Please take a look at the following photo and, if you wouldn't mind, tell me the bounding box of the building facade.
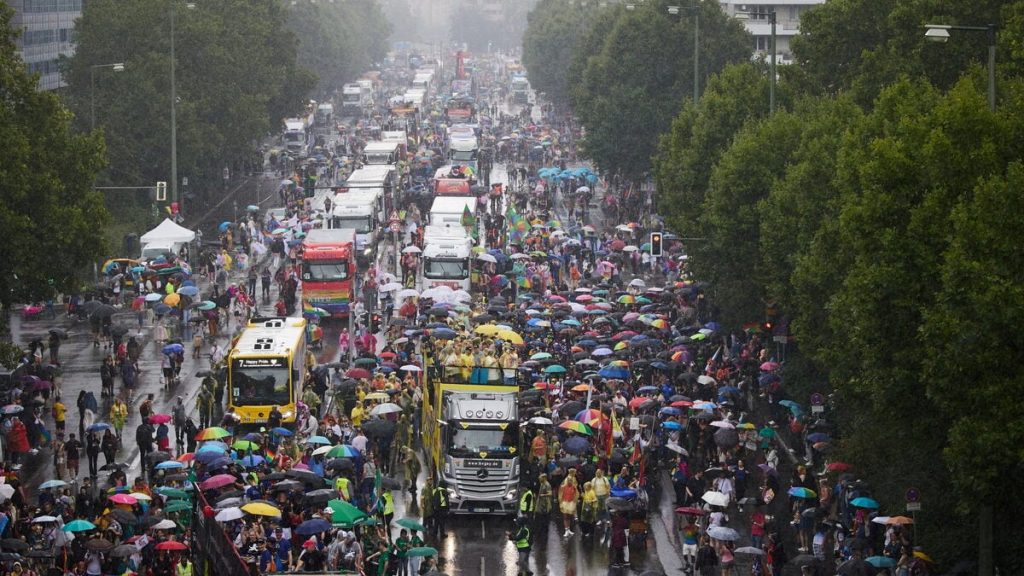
[10,0,84,91]
[718,0,826,65]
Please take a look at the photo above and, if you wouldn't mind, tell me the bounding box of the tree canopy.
[522,0,597,108]
[0,4,108,307]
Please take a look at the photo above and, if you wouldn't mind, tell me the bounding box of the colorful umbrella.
[195,427,231,441]
[558,421,593,436]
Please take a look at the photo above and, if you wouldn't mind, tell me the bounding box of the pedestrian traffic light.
[155,181,167,201]
[650,232,663,257]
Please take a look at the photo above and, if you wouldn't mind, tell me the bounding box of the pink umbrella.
[199,474,238,491]
[760,362,780,371]
[149,414,172,425]
[109,494,137,505]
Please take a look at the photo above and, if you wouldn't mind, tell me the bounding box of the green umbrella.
[327,499,367,525]
[232,440,259,451]
[197,301,216,311]
[164,501,192,514]
[394,518,426,532]
[543,364,567,374]
[406,546,439,558]
[63,519,96,532]
[156,488,189,500]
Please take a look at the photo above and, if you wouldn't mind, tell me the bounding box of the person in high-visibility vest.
[433,482,449,539]
[335,475,352,501]
[509,516,532,576]
[382,490,395,527]
[519,486,535,519]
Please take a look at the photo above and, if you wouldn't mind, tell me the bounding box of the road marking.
[479,556,485,576]
[481,519,486,539]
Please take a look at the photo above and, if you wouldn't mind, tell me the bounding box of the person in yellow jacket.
[175,555,193,576]
[593,468,612,526]
[335,475,352,501]
[109,398,128,442]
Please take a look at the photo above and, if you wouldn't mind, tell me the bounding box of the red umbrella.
[199,473,238,491]
[675,507,707,516]
[609,239,625,251]
[155,541,188,551]
[628,397,647,410]
[149,414,172,425]
[671,400,693,408]
[346,368,372,379]
[826,462,853,472]
[380,352,397,359]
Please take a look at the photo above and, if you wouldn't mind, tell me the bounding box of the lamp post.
[90,62,124,130]
[924,23,997,111]
[170,2,196,219]
[667,4,700,103]
[769,10,776,114]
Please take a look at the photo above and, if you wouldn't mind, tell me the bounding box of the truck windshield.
[364,153,394,165]
[424,258,468,279]
[302,259,349,282]
[449,423,518,456]
[284,131,303,143]
[231,360,291,406]
[333,216,373,234]
[451,150,477,162]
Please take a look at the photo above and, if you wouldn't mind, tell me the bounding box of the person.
[47,330,61,364]
[610,511,629,567]
[176,555,193,576]
[695,536,718,576]
[681,515,700,572]
[579,481,598,537]
[433,481,449,539]
[85,431,100,477]
[366,541,390,576]
[172,397,187,446]
[296,539,325,572]
[52,396,66,436]
[101,429,117,465]
[110,397,127,441]
[100,357,115,398]
[510,515,532,576]
[53,434,67,479]
[558,468,579,537]
[136,419,154,473]
[76,390,88,438]
[519,484,535,520]
[64,433,82,478]
[261,267,272,300]
[394,529,411,576]
[593,468,611,525]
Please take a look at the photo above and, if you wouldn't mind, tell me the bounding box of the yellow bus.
[227,317,307,426]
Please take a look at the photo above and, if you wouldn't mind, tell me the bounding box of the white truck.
[341,83,366,116]
[329,188,383,269]
[429,196,476,228]
[283,118,309,154]
[437,391,520,515]
[421,225,472,291]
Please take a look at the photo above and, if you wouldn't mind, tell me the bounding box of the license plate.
[472,508,490,513]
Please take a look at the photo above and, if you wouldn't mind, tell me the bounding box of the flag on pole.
[460,204,475,229]
[606,410,618,458]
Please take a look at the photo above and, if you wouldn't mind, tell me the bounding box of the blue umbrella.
[662,421,682,430]
[851,497,879,509]
[240,455,265,468]
[181,280,196,287]
[272,427,293,437]
[718,386,741,397]
[153,304,171,316]
[659,407,682,417]
[562,436,590,455]
[39,480,67,490]
[807,432,830,443]
[598,366,629,379]
[704,322,721,332]
[758,373,780,387]
[650,361,669,370]
[177,286,199,297]
[201,441,229,451]
[592,347,613,357]
[778,400,803,416]
[866,557,896,568]
[86,422,114,433]
[207,456,233,470]
[611,488,637,499]
[155,460,185,470]
[194,451,225,465]
[295,518,332,536]
[305,436,331,446]
[162,343,185,355]
[636,386,658,394]
[218,222,231,233]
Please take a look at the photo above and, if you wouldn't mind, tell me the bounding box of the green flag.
[461,204,476,229]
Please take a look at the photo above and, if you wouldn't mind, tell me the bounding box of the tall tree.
[522,0,598,108]
[0,4,109,307]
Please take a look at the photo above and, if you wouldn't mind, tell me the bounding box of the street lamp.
[924,23,997,111]
[667,4,700,104]
[170,1,196,220]
[90,62,124,130]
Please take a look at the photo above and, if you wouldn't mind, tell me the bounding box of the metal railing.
[194,491,251,576]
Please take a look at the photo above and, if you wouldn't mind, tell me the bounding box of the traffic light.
[764,321,774,334]
[155,181,167,201]
[650,232,663,257]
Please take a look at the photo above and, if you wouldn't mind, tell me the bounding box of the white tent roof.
[140,218,196,244]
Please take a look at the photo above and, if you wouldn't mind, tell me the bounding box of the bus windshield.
[302,260,350,282]
[333,216,373,233]
[448,423,518,457]
[424,258,468,279]
[231,358,291,406]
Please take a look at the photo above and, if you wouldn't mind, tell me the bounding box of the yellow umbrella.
[474,324,500,336]
[241,502,281,517]
[497,330,524,345]
[163,293,181,306]
[912,551,934,563]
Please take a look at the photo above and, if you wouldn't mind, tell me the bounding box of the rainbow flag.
[264,446,276,463]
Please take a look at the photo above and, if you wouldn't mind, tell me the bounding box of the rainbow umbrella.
[196,427,232,441]
[327,445,360,458]
[558,421,593,436]
[617,295,636,304]
[614,341,629,351]
[575,409,605,426]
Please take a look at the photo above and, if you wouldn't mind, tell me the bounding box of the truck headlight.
[504,489,517,501]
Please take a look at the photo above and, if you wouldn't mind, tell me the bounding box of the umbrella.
[110,544,138,558]
[562,436,591,455]
[109,494,137,505]
[327,499,367,525]
[196,427,232,440]
[701,491,729,507]
[558,421,593,436]
[792,554,820,567]
[107,509,135,524]
[305,435,332,446]
[788,487,817,499]
[606,497,633,512]
[85,539,114,552]
[39,479,68,490]
[199,474,238,491]
[401,245,422,254]
[707,526,739,541]
[215,507,245,522]
[735,546,765,555]
[363,419,395,438]
[713,428,740,448]
[151,519,176,531]
[241,502,281,517]
[0,539,28,552]
[155,541,188,551]
[675,507,706,516]
[851,497,879,509]
[406,546,439,558]
[62,520,96,532]
[395,518,427,532]
[164,501,192,514]
[866,556,896,568]
[295,519,332,535]
[527,417,553,426]
[370,403,403,416]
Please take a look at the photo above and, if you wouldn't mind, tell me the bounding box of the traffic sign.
[905,488,920,503]
[906,502,922,512]
[810,393,825,406]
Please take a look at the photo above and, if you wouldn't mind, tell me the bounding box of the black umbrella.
[265,472,287,481]
[26,550,53,559]
[0,539,28,551]
[562,436,591,455]
[303,489,336,504]
[80,300,103,314]
[427,307,447,317]
[792,554,820,567]
[110,544,137,558]
[90,304,117,320]
[48,328,68,340]
[111,325,129,337]
[557,456,582,468]
[107,509,136,524]
[195,370,215,378]
[270,480,303,492]
[100,462,128,471]
[163,473,188,483]
[148,451,172,464]
[559,401,584,416]
[606,497,633,512]
[326,458,355,473]
[285,469,323,485]
[469,314,494,324]
[362,419,396,438]
[380,476,402,490]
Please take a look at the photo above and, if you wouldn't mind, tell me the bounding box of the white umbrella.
[477,253,497,263]
[629,278,646,287]
[0,484,15,502]
[401,245,422,254]
[400,365,421,372]
[215,507,245,522]
[735,546,765,556]
[575,186,591,194]
[452,289,472,302]
[379,282,403,293]
[710,421,735,429]
[510,253,530,260]
[151,519,176,530]
[707,526,739,541]
[528,417,553,426]
[701,491,729,507]
[396,289,419,301]
[312,445,333,457]
[697,375,716,386]
[615,224,633,233]
[421,285,453,300]
[32,515,59,523]
[129,492,152,501]
[666,443,688,456]
[370,403,403,416]
[623,245,639,252]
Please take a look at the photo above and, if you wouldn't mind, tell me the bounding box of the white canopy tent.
[140,218,196,244]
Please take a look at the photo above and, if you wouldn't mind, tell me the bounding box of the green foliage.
[62,0,316,234]
[0,342,22,370]
[571,0,750,179]
[287,0,391,96]
[0,5,109,308]
[522,0,597,108]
